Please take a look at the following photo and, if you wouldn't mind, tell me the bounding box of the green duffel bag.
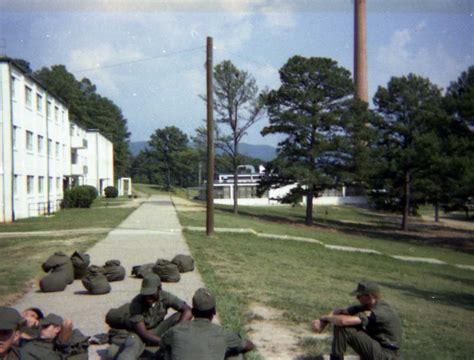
[105,303,132,330]
[71,251,91,280]
[102,260,126,282]
[131,263,154,278]
[82,266,111,295]
[152,259,180,283]
[171,254,195,273]
[42,252,69,272]
[39,271,68,292]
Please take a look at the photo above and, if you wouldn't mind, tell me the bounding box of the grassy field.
[0,199,137,305]
[175,200,474,359]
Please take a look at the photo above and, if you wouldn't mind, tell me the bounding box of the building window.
[48,139,52,156]
[11,77,16,99]
[55,106,59,123]
[27,176,34,194]
[55,142,60,157]
[38,176,44,194]
[26,131,34,151]
[25,86,33,108]
[13,175,18,196]
[48,177,53,192]
[37,135,44,154]
[36,93,43,113]
[12,126,17,149]
[71,149,78,164]
[70,124,74,137]
[56,177,61,192]
[62,110,65,125]
[47,101,52,119]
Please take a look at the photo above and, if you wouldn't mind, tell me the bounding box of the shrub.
[82,185,99,200]
[104,186,119,198]
[63,186,97,208]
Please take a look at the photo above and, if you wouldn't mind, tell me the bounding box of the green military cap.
[351,281,380,296]
[192,288,216,311]
[140,273,161,295]
[0,307,22,330]
[39,313,63,327]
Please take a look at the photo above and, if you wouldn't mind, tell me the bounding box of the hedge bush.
[104,186,119,198]
[63,186,98,208]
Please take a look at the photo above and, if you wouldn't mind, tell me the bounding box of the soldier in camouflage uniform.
[108,274,192,360]
[159,288,255,360]
[312,281,402,360]
[0,307,23,360]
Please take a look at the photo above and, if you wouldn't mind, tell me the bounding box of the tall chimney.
[354,0,368,103]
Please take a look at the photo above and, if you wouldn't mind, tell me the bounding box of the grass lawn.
[0,199,137,305]
[176,200,474,359]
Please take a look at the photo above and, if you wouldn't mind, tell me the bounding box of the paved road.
[13,195,205,359]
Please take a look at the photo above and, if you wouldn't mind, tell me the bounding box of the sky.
[1,0,473,146]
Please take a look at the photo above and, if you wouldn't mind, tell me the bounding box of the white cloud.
[375,22,471,91]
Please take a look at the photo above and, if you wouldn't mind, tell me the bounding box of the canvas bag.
[82,266,111,295]
[102,260,126,282]
[39,271,68,292]
[153,259,180,282]
[71,251,91,280]
[105,303,132,330]
[42,252,74,284]
[131,263,154,278]
[171,254,195,273]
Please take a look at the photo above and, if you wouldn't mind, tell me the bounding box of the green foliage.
[372,74,449,230]
[260,56,356,225]
[62,186,97,208]
[444,65,474,129]
[131,126,200,189]
[33,65,131,177]
[104,186,119,198]
[196,60,263,214]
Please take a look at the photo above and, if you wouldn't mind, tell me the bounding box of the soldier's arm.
[177,303,192,323]
[58,319,73,344]
[312,308,349,333]
[319,314,362,327]
[133,322,161,346]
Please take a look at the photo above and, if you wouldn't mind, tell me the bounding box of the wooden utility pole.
[354,0,368,103]
[206,36,215,235]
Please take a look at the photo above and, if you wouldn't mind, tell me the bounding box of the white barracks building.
[0,58,114,222]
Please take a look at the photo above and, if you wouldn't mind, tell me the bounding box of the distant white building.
[0,58,114,222]
[206,164,367,206]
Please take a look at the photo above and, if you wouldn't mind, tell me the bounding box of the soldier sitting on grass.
[159,288,255,360]
[20,313,89,360]
[0,307,23,360]
[311,281,402,360]
[107,273,192,360]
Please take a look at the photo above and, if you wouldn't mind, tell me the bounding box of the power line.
[72,45,205,73]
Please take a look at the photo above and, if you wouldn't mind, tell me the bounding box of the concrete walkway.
[13,195,205,359]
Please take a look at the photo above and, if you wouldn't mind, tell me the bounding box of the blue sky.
[1,1,473,146]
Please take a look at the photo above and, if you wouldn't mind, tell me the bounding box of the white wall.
[84,130,114,195]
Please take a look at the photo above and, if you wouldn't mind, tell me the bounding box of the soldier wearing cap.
[159,288,255,360]
[21,313,88,360]
[0,307,23,360]
[109,273,192,360]
[311,281,402,360]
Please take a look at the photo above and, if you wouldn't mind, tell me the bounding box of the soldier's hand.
[311,319,323,333]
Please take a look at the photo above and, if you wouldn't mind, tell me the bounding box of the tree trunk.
[401,170,410,231]
[434,202,439,222]
[233,139,239,215]
[305,187,313,226]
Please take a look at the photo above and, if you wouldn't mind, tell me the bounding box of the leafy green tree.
[444,65,474,129]
[260,56,355,225]
[198,60,263,214]
[34,65,131,177]
[147,126,197,190]
[372,74,445,230]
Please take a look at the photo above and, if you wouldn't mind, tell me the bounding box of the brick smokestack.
[354,0,368,103]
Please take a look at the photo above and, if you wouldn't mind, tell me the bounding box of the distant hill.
[129,141,276,161]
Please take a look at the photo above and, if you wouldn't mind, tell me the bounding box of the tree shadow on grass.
[379,281,474,312]
[223,207,474,254]
[431,273,474,287]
